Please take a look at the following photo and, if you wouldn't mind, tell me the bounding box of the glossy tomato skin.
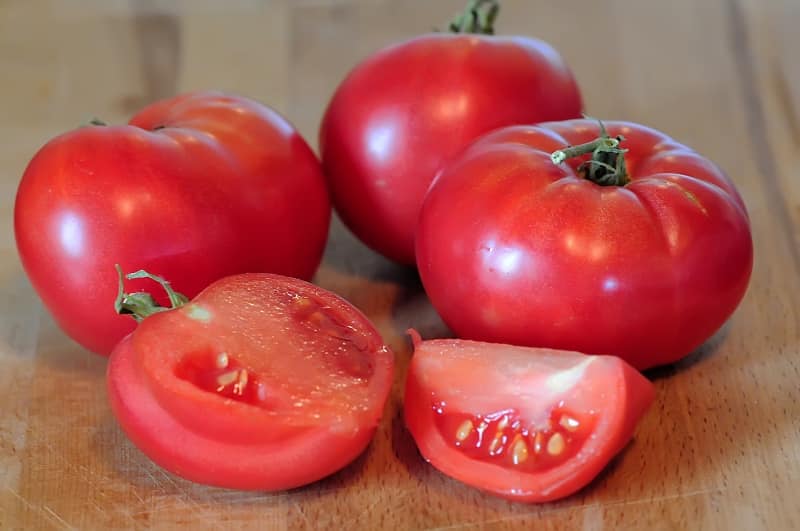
[107,273,394,491]
[320,33,583,264]
[404,334,654,502]
[15,92,330,355]
[416,120,753,370]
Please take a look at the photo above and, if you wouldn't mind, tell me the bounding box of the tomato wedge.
[107,273,394,490]
[403,331,654,502]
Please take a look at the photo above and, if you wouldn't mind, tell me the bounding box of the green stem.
[550,120,630,186]
[448,0,499,35]
[114,264,188,322]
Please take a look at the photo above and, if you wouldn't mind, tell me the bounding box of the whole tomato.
[15,91,331,355]
[319,0,583,264]
[415,119,753,370]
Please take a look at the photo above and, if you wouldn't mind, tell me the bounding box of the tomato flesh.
[108,273,394,490]
[404,334,654,502]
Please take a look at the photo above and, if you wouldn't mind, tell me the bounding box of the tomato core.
[433,405,595,472]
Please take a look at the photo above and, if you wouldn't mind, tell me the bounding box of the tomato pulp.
[415,120,753,369]
[15,91,331,355]
[107,273,394,490]
[404,332,654,502]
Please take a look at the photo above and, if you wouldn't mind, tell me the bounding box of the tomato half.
[404,332,654,502]
[15,91,330,355]
[319,2,582,264]
[415,119,753,370]
[107,273,394,490]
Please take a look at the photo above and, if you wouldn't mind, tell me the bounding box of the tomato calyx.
[114,264,188,322]
[551,119,630,186]
[447,0,499,35]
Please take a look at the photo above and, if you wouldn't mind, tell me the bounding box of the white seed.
[547,432,566,456]
[455,420,474,442]
[511,437,529,465]
[216,370,238,388]
[488,432,504,454]
[234,370,249,395]
[559,415,580,432]
[533,432,543,454]
[256,383,268,402]
[215,352,229,369]
[496,415,509,431]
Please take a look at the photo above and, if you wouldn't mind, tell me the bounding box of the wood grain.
[1,0,798,529]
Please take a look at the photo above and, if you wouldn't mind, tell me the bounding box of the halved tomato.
[403,331,654,502]
[107,273,394,490]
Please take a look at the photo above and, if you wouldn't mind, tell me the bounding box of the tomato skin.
[320,33,582,264]
[15,92,331,355]
[404,335,654,502]
[107,273,394,491]
[415,120,753,370]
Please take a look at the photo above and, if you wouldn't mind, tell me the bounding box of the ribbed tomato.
[416,119,753,369]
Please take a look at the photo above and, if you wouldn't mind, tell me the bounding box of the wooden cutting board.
[1,1,798,529]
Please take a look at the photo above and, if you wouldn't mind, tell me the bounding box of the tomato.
[15,91,330,355]
[404,331,654,502]
[107,272,394,490]
[416,119,753,370]
[319,0,582,264]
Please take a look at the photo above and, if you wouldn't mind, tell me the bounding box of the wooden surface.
[1,0,799,529]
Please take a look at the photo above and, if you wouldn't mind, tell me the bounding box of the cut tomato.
[403,331,654,502]
[107,273,394,490]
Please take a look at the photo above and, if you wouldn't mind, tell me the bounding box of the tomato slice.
[403,331,654,502]
[107,274,394,491]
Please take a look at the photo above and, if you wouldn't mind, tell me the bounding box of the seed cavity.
[559,415,580,432]
[547,432,566,456]
[455,420,474,442]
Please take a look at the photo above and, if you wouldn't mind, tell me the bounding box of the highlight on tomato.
[415,119,753,370]
[403,331,654,502]
[107,268,394,491]
[320,0,583,265]
[15,91,331,355]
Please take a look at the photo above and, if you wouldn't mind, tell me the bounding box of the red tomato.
[416,120,753,370]
[107,272,394,490]
[404,331,654,502]
[15,91,330,355]
[319,2,582,264]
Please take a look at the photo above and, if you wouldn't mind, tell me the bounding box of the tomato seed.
[511,435,529,465]
[215,352,229,369]
[559,415,580,432]
[547,432,566,456]
[455,419,474,442]
[216,370,239,388]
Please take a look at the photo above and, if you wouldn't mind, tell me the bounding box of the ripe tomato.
[319,1,582,264]
[404,331,654,502]
[416,119,753,370]
[15,91,330,355]
[107,272,394,491]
